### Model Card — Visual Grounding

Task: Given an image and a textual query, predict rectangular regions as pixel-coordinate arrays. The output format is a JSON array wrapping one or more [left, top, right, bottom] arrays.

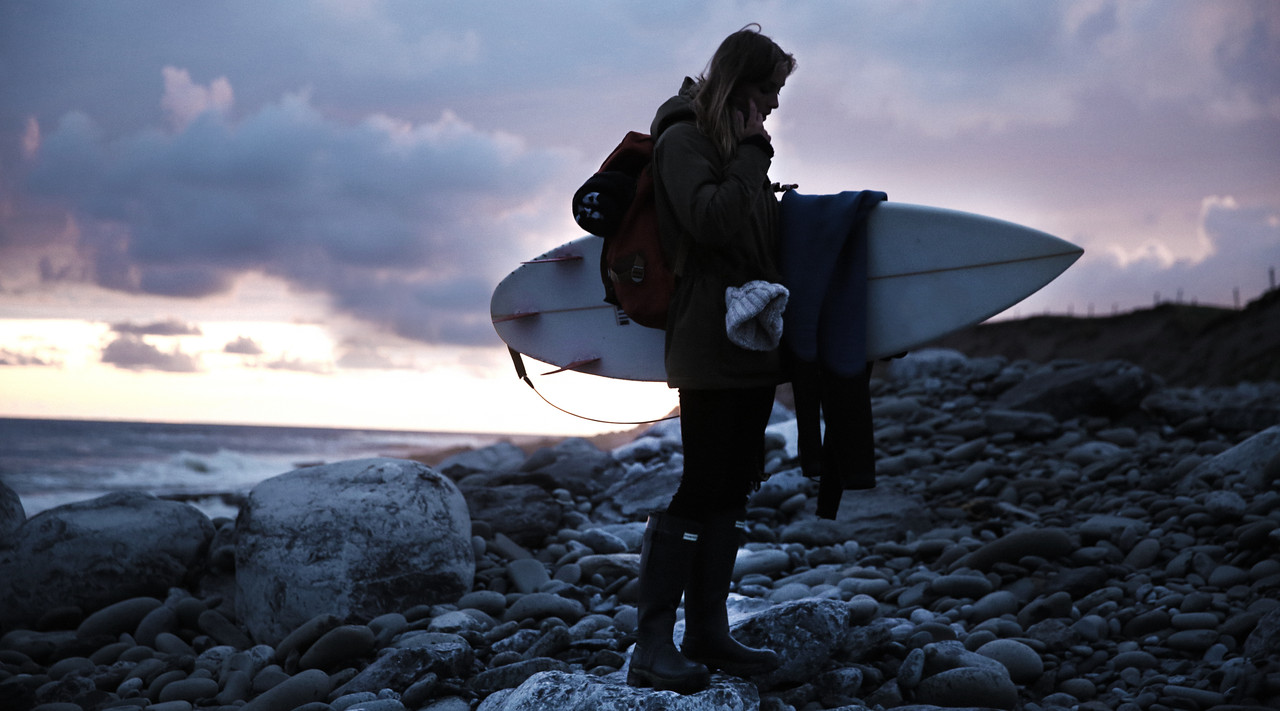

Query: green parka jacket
[[651, 79, 785, 389]]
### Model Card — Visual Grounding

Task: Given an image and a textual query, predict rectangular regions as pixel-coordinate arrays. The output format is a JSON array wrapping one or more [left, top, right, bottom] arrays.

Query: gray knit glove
[[725, 280, 789, 351]]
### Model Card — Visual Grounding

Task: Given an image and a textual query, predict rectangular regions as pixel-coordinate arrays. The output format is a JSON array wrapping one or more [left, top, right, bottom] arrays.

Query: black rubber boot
[[627, 512, 711, 693], [681, 510, 780, 677]]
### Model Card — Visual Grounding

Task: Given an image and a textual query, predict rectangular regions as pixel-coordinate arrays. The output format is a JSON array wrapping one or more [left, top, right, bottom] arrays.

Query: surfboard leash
[[507, 347, 678, 426]]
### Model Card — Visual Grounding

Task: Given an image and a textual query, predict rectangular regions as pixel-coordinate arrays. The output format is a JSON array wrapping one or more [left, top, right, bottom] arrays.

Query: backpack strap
[[650, 127, 690, 279]]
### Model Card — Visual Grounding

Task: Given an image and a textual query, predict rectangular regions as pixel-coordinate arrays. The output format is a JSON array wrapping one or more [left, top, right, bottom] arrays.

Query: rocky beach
[[2, 348, 1278, 711]]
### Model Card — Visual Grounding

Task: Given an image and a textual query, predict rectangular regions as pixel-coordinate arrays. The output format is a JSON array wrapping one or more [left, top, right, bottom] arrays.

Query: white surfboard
[[491, 202, 1082, 382]]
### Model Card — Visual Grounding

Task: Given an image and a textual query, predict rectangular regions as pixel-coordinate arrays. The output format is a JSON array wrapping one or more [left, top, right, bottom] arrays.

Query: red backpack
[[572, 132, 675, 329]]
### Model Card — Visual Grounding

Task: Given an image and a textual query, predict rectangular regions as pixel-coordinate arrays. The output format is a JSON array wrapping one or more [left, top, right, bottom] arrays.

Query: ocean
[[0, 418, 523, 521]]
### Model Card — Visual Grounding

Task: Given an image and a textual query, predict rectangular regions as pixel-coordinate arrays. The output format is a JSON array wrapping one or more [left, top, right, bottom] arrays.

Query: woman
[[627, 26, 795, 694]]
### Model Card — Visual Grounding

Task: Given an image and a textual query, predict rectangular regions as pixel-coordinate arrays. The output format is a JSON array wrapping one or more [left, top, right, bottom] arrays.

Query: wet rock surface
[[2, 350, 1279, 710]]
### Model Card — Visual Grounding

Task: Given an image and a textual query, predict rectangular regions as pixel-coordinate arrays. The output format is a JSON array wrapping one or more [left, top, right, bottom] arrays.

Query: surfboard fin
[[541, 357, 600, 375], [522, 254, 583, 264]]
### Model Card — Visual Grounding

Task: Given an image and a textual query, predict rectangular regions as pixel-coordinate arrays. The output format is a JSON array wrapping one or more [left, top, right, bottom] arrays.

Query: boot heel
[[626, 662, 709, 694], [626, 512, 711, 694]]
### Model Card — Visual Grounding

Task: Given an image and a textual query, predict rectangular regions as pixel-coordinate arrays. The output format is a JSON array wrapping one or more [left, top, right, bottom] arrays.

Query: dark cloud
[[111, 319, 202, 337], [23, 81, 572, 345], [101, 335, 200, 372], [2, 1, 1277, 353], [223, 336, 263, 355], [0, 348, 55, 367]]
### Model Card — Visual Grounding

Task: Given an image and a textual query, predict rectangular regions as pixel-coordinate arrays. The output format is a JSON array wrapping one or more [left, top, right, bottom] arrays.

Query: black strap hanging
[[507, 347, 677, 426]]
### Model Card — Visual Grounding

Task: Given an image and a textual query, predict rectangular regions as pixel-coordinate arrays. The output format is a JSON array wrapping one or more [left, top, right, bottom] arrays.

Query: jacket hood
[[651, 76, 698, 138]]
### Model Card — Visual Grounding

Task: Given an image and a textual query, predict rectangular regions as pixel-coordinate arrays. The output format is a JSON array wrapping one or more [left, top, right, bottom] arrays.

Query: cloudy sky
[[1, 1, 1277, 435]]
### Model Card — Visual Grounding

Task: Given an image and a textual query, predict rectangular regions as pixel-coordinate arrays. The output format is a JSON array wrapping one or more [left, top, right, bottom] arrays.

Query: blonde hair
[[693, 24, 796, 160]]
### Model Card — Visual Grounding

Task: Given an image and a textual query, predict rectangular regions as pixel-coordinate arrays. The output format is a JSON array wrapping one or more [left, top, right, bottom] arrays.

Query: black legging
[[666, 386, 776, 521]]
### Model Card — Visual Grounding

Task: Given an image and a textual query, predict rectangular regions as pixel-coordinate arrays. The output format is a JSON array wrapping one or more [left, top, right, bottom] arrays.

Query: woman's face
[[733, 62, 789, 117]]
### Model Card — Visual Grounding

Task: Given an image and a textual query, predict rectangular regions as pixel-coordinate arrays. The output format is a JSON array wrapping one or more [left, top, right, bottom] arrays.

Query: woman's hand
[[736, 99, 770, 142]]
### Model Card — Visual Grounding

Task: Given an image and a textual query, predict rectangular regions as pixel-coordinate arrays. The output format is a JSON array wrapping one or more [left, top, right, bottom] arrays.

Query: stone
[[134, 603, 178, 647], [984, 409, 1060, 439], [921, 640, 1010, 676], [0, 479, 24, 546], [1161, 684, 1226, 708], [898, 647, 926, 690], [599, 459, 684, 518], [520, 438, 615, 496], [158, 677, 219, 703], [336, 646, 473, 697], [506, 559, 551, 594], [503, 593, 585, 624], [1123, 538, 1162, 568], [236, 458, 474, 645], [886, 348, 972, 380], [749, 470, 810, 508], [0, 492, 213, 631], [1112, 650, 1158, 670], [1141, 388, 1208, 425], [1182, 425, 1280, 493], [968, 590, 1020, 621], [731, 598, 891, 688], [299, 625, 376, 671], [470, 658, 570, 696], [580, 528, 628, 554], [610, 435, 667, 463], [952, 527, 1075, 570], [1202, 491, 1247, 519], [976, 639, 1044, 683], [575, 553, 639, 580], [1071, 614, 1110, 642], [1065, 441, 1125, 466], [995, 360, 1158, 420], [240, 669, 330, 711], [438, 442, 526, 478], [914, 666, 1019, 710], [926, 461, 1007, 496], [1242, 607, 1280, 661], [732, 549, 792, 579], [1208, 564, 1249, 588], [482, 670, 759, 710], [822, 486, 935, 544], [1059, 677, 1097, 701], [929, 573, 994, 599], [76, 596, 163, 639], [461, 483, 562, 547]]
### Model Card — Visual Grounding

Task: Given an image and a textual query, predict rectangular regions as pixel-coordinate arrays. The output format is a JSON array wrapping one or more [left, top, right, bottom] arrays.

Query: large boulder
[[0, 479, 25, 546], [0, 491, 214, 632], [236, 458, 473, 645], [480, 671, 759, 710], [995, 360, 1159, 420], [1180, 425, 1280, 494]]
